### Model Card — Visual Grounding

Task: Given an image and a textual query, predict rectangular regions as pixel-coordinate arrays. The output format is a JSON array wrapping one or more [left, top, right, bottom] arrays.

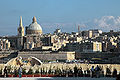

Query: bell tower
[[18, 16, 24, 37], [17, 16, 24, 50]]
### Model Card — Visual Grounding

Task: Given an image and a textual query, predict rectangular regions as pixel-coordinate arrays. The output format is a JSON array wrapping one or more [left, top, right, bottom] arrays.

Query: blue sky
[[0, 0, 120, 36]]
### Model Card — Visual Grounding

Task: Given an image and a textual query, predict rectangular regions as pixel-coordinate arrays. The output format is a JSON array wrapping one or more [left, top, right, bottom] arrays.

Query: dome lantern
[[32, 16, 37, 23]]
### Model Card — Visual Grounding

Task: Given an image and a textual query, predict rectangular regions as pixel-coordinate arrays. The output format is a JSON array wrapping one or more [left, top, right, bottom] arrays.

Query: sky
[[0, 0, 120, 36]]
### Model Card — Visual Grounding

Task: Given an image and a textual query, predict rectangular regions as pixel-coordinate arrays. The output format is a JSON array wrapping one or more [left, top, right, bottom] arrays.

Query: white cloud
[[80, 16, 120, 31], [94, 16, 120, 31], [41, 16, 120, 33]]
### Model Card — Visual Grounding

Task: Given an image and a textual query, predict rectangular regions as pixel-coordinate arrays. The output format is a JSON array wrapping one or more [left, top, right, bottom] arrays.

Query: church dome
[[26, 16, 42, 35], [29, 22, 42, 31]]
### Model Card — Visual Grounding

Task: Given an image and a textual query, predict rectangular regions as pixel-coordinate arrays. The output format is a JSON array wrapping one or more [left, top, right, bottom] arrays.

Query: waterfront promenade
[[0, 77, 116, 80]]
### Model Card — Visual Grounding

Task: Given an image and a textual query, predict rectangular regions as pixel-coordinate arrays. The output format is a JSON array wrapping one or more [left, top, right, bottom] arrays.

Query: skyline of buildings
[[0, 16, 120, 53], [0, 16, 120, 64]]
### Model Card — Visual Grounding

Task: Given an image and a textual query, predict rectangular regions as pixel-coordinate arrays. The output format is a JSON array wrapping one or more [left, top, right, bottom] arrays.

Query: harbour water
[[0, 77, 116, 80]]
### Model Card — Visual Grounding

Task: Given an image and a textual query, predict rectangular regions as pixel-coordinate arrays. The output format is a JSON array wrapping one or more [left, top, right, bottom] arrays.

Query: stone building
[[41, 35, 69, 51], [0, 39, 10, 50], [64, 42, 80, 51], [81, 29, 102, 38], [18, 51, 75, 61], [79, 40, 102, 52], [24, 35, 42, 50]]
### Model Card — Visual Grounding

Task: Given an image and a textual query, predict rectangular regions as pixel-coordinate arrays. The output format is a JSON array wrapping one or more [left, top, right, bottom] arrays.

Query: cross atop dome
[[32, 16, 37, 23]]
